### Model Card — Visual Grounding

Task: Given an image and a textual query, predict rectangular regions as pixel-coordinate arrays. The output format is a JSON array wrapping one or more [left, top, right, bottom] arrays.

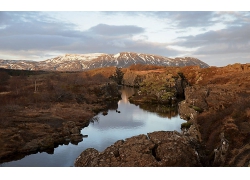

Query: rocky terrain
[[75, 129, 202, 167], [179, 63, 250, 167], [0, 52, 209, 71], [75, 63, 250, 167]]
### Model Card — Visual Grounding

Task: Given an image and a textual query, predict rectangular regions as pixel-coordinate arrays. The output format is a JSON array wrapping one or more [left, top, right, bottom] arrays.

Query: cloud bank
[[0, 11, 249, 66]]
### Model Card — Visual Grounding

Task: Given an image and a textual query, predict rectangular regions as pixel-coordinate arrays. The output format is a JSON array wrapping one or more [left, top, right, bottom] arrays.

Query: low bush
[[189, 105, 204, 113], [181, 121, 192, 129]]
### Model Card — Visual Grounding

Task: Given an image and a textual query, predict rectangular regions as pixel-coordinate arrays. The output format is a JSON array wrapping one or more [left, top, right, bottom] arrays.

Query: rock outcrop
[[75, 130, 202, 167], [122, 70, 143, 87], [126, 69, 188, 105]]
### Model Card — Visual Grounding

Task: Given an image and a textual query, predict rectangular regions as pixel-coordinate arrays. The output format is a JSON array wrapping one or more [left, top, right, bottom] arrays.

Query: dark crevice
[[189, 140, 210, 167], [113, 149, 120, 158], [152, 144, 161, 162]]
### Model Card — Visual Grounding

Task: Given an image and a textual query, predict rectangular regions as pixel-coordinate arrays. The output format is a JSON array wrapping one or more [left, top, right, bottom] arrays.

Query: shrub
[[189, 105, 204, 113], [181, 121, 192, 129]]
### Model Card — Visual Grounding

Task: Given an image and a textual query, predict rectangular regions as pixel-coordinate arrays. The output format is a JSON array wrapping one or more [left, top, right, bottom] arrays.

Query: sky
[[0, 1, 250, 66]]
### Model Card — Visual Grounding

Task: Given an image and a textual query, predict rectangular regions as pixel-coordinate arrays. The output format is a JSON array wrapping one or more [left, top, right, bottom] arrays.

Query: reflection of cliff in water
[[118, 86, 179, 118], [134, 103, 178, 118], [118, 86, 137, 104]]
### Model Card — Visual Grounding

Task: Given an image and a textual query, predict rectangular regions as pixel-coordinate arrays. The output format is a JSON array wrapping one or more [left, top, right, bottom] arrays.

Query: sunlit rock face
[[74, 131, 202, 167]]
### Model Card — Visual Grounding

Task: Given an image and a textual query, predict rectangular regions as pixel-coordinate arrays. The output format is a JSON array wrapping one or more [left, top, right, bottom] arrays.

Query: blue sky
[[0, 1, 249, 66]]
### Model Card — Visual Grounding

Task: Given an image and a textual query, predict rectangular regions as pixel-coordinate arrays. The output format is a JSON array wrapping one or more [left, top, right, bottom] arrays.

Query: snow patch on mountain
[[114, 53, 120, 59]]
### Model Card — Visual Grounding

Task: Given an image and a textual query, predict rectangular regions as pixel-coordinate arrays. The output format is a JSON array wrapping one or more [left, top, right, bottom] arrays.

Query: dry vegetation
[[0, 67, 120, 163]]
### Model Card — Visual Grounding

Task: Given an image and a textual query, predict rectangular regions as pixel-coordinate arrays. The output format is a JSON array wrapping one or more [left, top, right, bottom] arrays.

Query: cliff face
[[122, 69, 144, 87], [178, 63, 250, 166], [123, 68, 188, 105]]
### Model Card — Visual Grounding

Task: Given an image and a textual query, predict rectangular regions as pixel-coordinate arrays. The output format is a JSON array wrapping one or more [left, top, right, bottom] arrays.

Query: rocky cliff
[[178, 63, 250, 166]]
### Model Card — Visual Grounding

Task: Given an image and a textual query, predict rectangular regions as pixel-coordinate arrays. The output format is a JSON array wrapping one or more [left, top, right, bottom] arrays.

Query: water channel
[[1, 86, 185, 167]]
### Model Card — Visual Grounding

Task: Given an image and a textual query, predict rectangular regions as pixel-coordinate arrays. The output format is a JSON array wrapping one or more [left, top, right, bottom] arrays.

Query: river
[[1, 86, 185, 167]]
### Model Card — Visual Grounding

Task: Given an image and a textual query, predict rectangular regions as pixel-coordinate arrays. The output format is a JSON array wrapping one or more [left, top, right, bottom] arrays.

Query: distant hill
[[0, 52, 209, 71]]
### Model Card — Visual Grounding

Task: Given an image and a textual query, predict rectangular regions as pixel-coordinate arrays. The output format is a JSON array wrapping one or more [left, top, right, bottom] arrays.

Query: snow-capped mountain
[[0, 52, 209, 71]]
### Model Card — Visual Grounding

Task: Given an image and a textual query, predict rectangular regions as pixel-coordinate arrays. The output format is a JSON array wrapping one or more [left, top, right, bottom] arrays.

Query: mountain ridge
[[0, 52, 209, 71]]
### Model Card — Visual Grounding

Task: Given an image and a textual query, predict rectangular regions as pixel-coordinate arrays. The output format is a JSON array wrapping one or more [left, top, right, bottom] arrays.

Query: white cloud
[[0, 11, 249, 66]]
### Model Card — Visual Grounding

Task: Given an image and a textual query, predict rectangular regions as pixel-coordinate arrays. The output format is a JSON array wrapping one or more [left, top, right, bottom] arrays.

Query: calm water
[[1, 86, 185, 167]]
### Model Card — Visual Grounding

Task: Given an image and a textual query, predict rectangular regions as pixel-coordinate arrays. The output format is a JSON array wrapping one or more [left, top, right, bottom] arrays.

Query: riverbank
[[0, 68, 120, 164]]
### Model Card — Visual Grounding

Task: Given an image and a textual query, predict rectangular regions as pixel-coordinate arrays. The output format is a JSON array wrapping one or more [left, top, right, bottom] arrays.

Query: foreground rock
[[75, 130, 202, 167]]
